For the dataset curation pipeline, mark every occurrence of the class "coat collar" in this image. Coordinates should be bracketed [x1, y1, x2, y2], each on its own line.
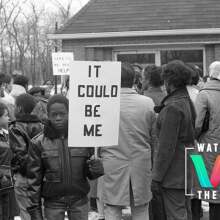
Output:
[43, 120, 68, 140]
[154, 87, 189, 113]
[121, 88, 137, 94]
[144, 86, 164, 93]
[144, 87, 166, 97]
[201, 79, 220, 91]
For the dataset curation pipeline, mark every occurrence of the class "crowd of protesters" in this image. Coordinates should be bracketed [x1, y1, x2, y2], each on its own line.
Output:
[0, 60, 219, 220]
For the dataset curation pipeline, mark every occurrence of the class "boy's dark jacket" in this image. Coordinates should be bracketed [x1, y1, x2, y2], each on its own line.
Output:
[0, 130, 13, 193]
[9, 114, 43, 176]
[26, 121, 104, 212]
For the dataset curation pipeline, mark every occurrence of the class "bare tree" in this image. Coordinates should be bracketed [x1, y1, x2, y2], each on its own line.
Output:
[0, 0, 84, 84]
[0, 0, 26, 36]
[50, 0, 83, 24]
[7, 13, 31, 73]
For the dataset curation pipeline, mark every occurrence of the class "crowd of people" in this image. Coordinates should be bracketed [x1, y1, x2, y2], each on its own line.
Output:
[0, 60, 219, 220]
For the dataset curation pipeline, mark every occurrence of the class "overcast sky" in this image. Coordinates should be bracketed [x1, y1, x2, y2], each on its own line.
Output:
[24, 0, 89, 16]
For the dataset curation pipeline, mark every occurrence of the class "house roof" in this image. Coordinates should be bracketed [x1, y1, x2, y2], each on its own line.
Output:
[55, 0, 220, 36]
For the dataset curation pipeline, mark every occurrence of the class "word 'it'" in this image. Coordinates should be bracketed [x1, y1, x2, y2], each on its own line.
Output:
[88, 65, 101, 78]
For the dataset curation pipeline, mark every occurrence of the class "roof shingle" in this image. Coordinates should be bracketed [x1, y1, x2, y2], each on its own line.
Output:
[57, 0, 220, 34]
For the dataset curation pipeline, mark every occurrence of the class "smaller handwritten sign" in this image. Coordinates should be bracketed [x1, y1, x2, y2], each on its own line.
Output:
[52, 52, 74, 75]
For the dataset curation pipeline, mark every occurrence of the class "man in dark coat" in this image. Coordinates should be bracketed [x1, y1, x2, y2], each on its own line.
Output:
[152, 60, 196, 220]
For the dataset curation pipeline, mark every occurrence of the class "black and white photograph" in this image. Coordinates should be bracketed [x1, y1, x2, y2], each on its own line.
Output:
[0, 0, 220, 219]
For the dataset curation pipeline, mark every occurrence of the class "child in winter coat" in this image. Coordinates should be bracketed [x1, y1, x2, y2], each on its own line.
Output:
[9, 94, 43, 220]
[27, 95, 104, 220]
[0, 102, 14, 219]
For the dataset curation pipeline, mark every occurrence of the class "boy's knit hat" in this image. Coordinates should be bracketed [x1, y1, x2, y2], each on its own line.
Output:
[47, 95, 69, 113]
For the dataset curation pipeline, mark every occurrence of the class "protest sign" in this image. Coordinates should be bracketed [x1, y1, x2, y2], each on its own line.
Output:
[52, 52, 74, 75]
[68, 61, 121, 147]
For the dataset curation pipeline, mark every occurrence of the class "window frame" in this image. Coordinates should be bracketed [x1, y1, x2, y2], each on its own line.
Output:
[113, 46, 206, 74]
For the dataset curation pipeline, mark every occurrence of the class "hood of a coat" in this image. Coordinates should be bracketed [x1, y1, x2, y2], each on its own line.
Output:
[15, 114, 41, 123]
[11, 114, 43, 139]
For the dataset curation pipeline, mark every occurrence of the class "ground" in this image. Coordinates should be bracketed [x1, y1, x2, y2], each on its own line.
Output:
[88, 203, 209, 220]
[14, 203, 209, 220]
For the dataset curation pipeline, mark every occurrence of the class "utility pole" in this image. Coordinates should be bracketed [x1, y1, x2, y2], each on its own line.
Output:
[54, 22, 58, 94]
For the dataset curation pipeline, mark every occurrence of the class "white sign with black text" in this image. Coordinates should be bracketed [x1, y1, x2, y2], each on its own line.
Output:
[68, 61, 121, 147]
[52, 52, 74, 75]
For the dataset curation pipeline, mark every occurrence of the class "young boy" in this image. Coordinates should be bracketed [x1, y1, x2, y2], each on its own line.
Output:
[0, 102, 14, 220]
[9, 94, 43, 220]
[27, 95, 104, 220]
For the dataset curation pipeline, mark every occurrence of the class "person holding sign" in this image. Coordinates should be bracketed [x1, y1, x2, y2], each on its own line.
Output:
[26, 95, 104, 220]
[100, 63, 157, 220]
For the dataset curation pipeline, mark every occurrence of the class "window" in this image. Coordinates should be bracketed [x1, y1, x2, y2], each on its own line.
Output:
[161, 50, 203, 70]
[117, 53, 155, 65]
[114, 49, 204, 73]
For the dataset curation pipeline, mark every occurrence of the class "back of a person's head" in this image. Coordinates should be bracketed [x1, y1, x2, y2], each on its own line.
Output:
[16, 93, 37, 115]
[209, 61, 220, 80]
[47, 95, 69, 113]
[162, 60, 192, 89]
[143, 65, 163, 87]
[186, 64, 200, 85]
[13, 75, 29, 89]
[121, 63, 135, 88]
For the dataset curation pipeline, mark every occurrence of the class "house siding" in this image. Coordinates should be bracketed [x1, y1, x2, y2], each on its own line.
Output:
[62, 35, 220, 75]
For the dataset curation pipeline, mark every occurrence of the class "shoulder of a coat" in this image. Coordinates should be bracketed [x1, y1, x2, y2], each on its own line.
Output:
[197, 89, 210, 99]
[9, 122, 26, 134]
[138, 95, 155, 106]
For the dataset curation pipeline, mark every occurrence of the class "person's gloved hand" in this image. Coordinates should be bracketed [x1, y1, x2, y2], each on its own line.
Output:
[27, 206, 43, 220]
[87, 156, 104, 179]
[151, 180, 162, 194]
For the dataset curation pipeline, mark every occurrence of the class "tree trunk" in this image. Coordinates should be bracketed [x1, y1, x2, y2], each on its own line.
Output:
[9, 45, 13, 74]
[19, 53, 24, 74]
